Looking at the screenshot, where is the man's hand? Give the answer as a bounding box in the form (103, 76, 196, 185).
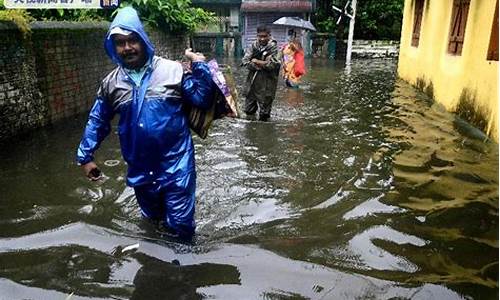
(81, 161, 102, 181)
(251, 58, 267, 68)
(185, 48, 206, 62)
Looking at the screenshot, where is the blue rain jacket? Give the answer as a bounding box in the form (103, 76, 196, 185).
(77, 7, 214, 187)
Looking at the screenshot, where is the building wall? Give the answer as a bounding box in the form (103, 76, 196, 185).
(0, 21, 188, 142)
(242, 13, 304, 49)
(398, 0, 499, 141)
(192, 32, 242, 57)
(310, 36, 399, 59)
(30, 22, 115, 125)
(0, 23, 46, 141)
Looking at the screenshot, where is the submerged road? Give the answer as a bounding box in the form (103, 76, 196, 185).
(0, 58, 497, 299)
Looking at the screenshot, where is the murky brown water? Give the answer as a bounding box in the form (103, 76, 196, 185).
(0, 58, 497, 299)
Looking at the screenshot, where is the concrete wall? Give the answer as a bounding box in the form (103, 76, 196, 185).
(310, 34, 399, 59)
(311, 33, 336, 58)
(0, 22, 46, 140)
(191, 31, 399, 60)
(350, 40, 399, 59)
(30, 22, 114, 125)
(398, 0, 498, 141)
(192, 32, 242, 58)
(0, 21, 188, 142)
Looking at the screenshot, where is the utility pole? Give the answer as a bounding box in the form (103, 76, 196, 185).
(332, 0, 358, 64)
(346, 0, 357, 64)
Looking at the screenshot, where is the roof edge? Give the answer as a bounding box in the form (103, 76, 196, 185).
(241, 1, 312, 13)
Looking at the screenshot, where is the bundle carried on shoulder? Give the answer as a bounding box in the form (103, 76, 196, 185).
(184, 59, 240, 139)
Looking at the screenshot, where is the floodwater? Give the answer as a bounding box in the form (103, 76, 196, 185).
(0, 58, 497, 300)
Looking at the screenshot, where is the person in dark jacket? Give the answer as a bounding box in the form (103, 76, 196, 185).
(76, 7, 214, 240)
(241, 25, 281, 121)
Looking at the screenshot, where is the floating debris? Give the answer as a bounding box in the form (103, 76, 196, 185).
(104, 160, 121, 167)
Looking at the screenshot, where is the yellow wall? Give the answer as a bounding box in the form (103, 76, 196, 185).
(398, 0, 499, 141)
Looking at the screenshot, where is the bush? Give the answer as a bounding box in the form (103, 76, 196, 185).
(0, 0, 215, 33)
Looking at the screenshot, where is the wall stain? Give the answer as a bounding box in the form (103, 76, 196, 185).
(413, 77, 490, 137)
(416, 76, 434, 99)
(424, 81, 434, 100)
(455, 88, 489, 133)
(416, 76, 426, 91)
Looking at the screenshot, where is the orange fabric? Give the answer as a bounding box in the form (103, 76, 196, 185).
(282, 43, 306, 85)
(282, 44, 298, 84)
(293, 50, 305, 77)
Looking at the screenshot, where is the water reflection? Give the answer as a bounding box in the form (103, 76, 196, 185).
(0, 223, 467, 299)
(130, 253, 241, 300)
(282, 87, 305, 109)
(0, 223, 241, 299)
(347, 225, 427, 272)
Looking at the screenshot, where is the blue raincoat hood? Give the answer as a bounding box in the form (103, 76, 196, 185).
(104, 7, 155, 66)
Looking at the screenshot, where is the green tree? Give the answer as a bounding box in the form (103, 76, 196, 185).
(312, 0, 336, 33)
(26, 8, 112, 22)
(122, 0, 215, 33)
(1, 0, 214, 33)
(313, 0, 404, 40)
(355, 0, 404, 40)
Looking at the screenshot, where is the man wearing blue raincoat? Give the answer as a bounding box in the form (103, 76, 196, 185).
(76, 7, 214, 239)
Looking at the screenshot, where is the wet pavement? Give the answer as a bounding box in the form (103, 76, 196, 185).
(0, 58, 497, 299)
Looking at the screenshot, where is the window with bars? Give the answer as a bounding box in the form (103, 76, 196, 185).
(487, 0, 499, 61)
(411, 0, 425, 47)
(448, 0, 470, 55)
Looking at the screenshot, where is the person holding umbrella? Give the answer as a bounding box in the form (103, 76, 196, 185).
(272, 17, 315, 88)
(282, 37, 306, 88)
(241, 25, 281, 121)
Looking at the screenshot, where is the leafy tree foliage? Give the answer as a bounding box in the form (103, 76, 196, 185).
(355, 0, 404, 40)
(312, 0, 337, 33)
(123, 0, 214, 33)
(0, 0, 214, 33)
(0, 8, 33, 37)
(26, 8, 112, 22)
(313, 0, 404, 40)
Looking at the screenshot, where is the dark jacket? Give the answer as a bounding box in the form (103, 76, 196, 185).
(241, 39, 281, 99)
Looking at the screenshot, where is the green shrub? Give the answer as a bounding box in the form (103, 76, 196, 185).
(0, 7, 34, 37)
(121, 0, 215, 33)
(0, 0, 215, 33)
